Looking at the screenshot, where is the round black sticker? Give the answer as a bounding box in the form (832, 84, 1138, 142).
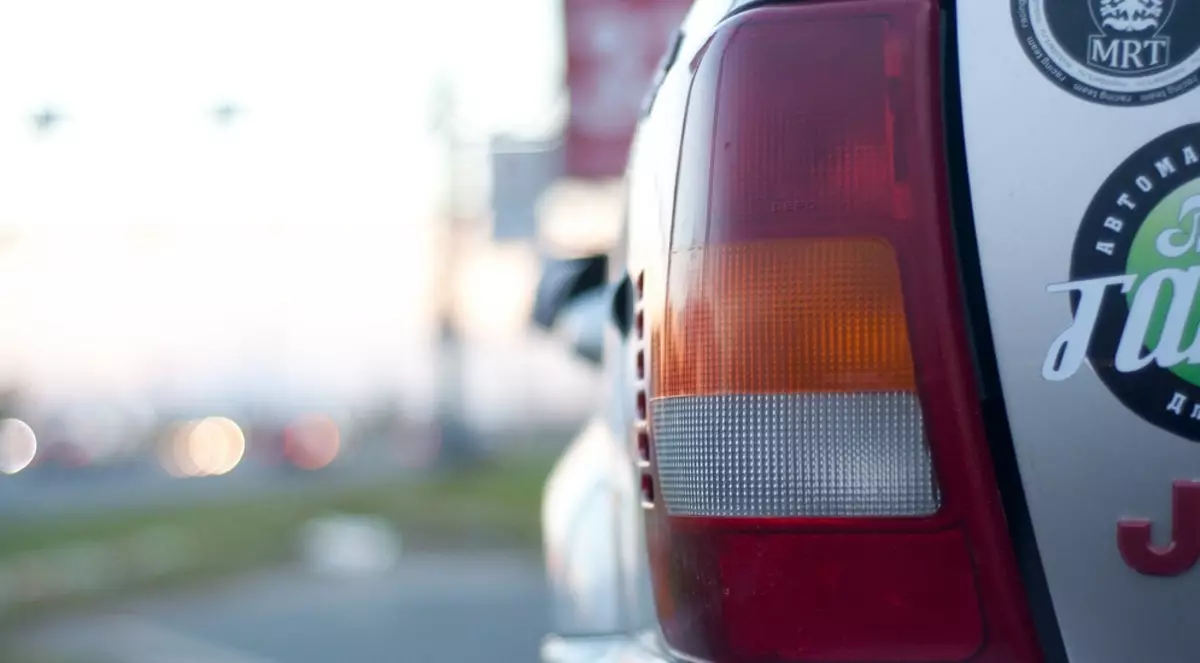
(1012, 0, 1200, 106)
(1043, 124, 1200, 440)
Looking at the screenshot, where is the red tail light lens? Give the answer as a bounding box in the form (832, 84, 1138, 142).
(639, 1, 1042, 662)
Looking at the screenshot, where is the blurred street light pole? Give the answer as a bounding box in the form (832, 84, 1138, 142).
(429, 76, 477, 467)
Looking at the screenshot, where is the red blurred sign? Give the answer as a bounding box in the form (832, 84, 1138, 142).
(563, 0, 691, 179)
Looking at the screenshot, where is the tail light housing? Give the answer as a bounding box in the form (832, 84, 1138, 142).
(635, 1, 1043, 661)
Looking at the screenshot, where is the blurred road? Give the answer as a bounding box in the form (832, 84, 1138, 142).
(21, 552, 549, 663)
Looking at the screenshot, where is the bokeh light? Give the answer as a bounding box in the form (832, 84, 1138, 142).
(158, 417, 245, 477)
(188, 417, 246, 476)
(0, 418, 38, 475)
(284, 414, 341, 470)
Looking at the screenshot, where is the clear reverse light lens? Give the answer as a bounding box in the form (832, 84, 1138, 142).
(652, 392, 939, 517)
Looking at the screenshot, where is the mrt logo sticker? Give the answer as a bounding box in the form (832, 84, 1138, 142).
(1011, 0, 1200, 106)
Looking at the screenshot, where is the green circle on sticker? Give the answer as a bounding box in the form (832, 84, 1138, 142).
(1126, 177, 1200, 387)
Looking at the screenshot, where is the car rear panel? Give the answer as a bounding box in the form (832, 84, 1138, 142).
(956, 2, 1200, 662)
(629, 1, 1047, 661)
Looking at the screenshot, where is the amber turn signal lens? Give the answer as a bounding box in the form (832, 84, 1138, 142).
(657, 237, 914, 397)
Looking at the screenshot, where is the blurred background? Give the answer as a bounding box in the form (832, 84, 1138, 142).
(0, 0, 691, 660)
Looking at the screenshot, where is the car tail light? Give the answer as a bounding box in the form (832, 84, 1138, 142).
(637, 1, 1043, 662)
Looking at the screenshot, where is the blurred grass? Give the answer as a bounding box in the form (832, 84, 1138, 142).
(0, 653, 100, 663)
(0, 452, 556, 628)
(0, 453, 554, 554)
(0, 649, 108, 663)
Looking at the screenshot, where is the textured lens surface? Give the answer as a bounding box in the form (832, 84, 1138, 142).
(652, 392, 939, 517)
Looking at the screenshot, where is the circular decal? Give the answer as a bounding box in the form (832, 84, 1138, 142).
(1043, 123, 1200, 440)
(1012, 0, 1200, 106)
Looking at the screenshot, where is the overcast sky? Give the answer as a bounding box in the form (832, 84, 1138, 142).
(0, 0, 568, 403)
